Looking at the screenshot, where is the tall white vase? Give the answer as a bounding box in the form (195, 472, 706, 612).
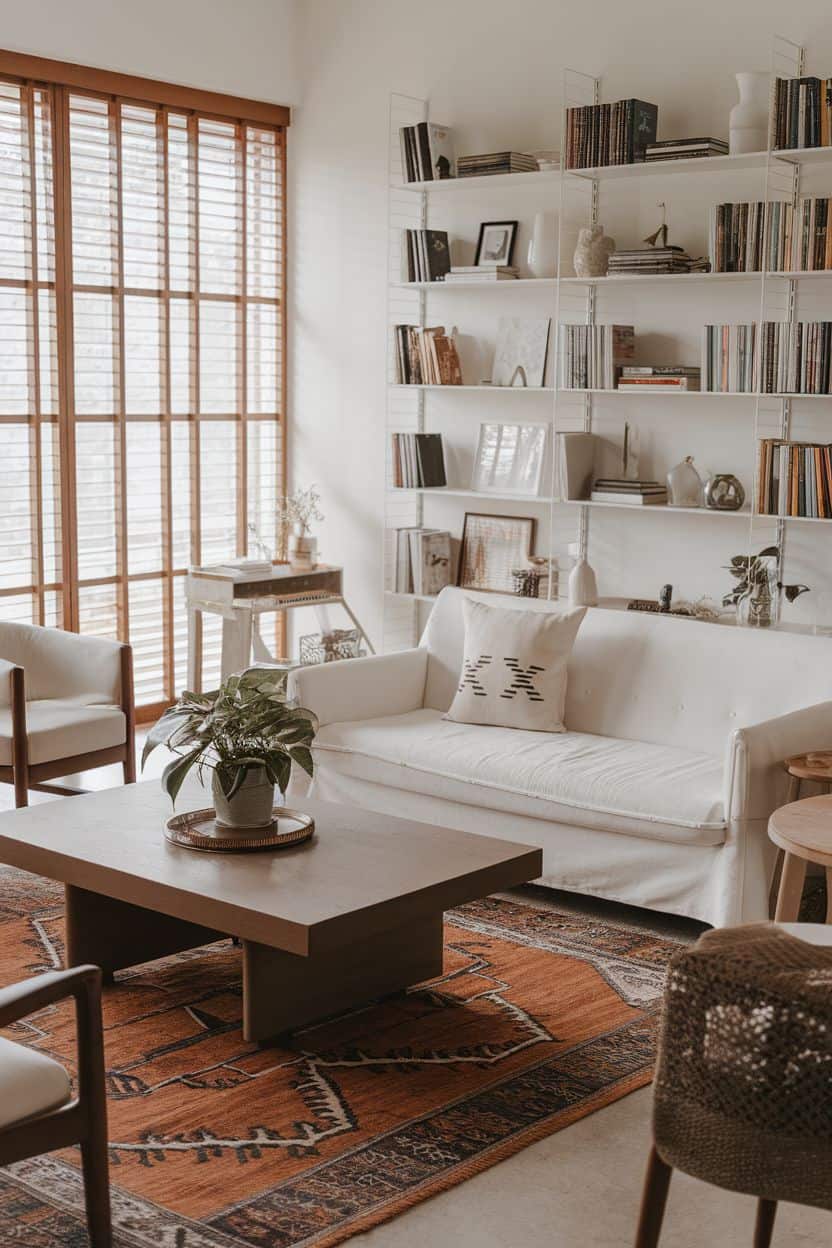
(729, 72, 770, 155)
(526, 212, 556, 278)
(568, 557, 598, 607)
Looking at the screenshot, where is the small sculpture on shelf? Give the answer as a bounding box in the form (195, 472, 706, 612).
(667, 456, 703, 507)
(643, 202, 669, 249)
(704, 473, 745, 511)
(573, 224, 616, 278)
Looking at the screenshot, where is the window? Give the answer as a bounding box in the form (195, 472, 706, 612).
(0, 55, 288, 714)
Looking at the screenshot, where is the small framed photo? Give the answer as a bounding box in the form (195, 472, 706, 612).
(475, 220, 518, 268)
(458, 512, 536, 594)
(471, 422, 547, 496)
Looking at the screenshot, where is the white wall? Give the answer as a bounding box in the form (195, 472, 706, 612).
(291, 0, 832, 648)
(3, 0, 301, 105)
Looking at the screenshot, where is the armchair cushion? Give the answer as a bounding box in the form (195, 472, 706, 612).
(0, 1036, 71, 1129)
(0, 622, 123, 703)
(0, 699, 126, 766)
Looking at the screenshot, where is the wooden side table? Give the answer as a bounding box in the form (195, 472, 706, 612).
(768, 794, 832, 923)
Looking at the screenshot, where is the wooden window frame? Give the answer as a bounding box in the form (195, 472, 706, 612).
(0, 51, 290, 717)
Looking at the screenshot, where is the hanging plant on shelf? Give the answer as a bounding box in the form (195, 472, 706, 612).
(723, 546, 810, 629)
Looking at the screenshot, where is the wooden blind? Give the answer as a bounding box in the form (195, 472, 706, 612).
(0, 66, 286, 715)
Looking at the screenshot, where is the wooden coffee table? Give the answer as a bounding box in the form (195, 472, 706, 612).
(0, 779, 542, 1043)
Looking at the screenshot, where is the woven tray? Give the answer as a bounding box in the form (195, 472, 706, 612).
(165, 806, 314, 853)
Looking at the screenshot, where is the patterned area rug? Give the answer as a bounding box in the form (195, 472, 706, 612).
(0, 868, 681, 1247)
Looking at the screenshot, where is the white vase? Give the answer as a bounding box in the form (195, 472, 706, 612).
(568, 557, 598, 607)
(667, 456, 703, 507)
(729, 72, 770, 155)
(527, 212, 556, 278)
(288, 526, 318, 570)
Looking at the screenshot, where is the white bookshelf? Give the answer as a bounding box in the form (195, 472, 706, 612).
(383, 38, 832, 652)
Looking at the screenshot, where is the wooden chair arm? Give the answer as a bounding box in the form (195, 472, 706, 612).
(0, 964, 101, 1028)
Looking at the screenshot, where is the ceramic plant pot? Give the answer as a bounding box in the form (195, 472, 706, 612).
(288, 527, 318, 570)
(212, 766, 275, 829)
(729, 72, 770, 155)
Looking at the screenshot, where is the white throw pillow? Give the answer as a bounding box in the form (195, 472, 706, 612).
(445, 597, 586, 732)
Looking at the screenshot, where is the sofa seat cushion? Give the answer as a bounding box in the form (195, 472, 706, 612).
(0, 698, 126, 766)
(0, 1036, 72, 1128)
(313, 709, 727, 847)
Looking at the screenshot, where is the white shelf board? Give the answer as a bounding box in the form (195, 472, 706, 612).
(393, 278, 556, 290)
(561, 388, 832, 400)
(567, 147, 832, 181)
(397, 169, 560, 193)
(562, 270, 832, 287)
(563, 499, 750, 518)
(771, 145, 832, 166)
(394, 384, 554, 393)
(388, 486, 550, 503)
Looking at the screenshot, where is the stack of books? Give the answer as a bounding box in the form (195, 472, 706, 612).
(590, 478, 668, 505)
(559, 324, 635, 390)
(394, 325, 463, 385)
(564, 100, 657, 169)
(703, 322, 832, 394)
(391, 433, 446, 488)
(618, 366, 701, 392)
(392, 528, 453, 595)
(711, 198, 832, 273)
(607, 246, 709, 276)
(773, 77, 832, 149)
(645, 136, 728, 161)
(444, 265, 518, 283)
(399, 122, 455, 182)
(758, 439, 832, 517)
(456, 151, 538, 177)
(401, 229, 450, 282)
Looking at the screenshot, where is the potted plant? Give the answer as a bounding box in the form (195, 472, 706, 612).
(723, 546, 809, 628)
(277, 485, 324, 570)
(142, 669, 317, 829)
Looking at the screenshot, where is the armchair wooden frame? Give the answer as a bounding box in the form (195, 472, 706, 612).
(0, 644, 136, 808)
(0, 965, 111, 1247)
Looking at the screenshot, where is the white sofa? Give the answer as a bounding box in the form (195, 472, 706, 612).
(288, 588, 832, 927)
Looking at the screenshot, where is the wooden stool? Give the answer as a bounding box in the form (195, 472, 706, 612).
(769, 794, 832, 923)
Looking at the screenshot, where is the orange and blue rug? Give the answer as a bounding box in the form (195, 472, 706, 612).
(0, 867, 681, 1246)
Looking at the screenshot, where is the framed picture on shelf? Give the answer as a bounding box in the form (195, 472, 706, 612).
(475, 220, 518, 267)
(458, 512, 536, 594)
(471, 422, 547, 496)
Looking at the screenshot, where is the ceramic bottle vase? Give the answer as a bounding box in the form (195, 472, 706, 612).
(527, 212, 556, 278)
(729, 72, 770, 155)
(568, 556, 598, 607)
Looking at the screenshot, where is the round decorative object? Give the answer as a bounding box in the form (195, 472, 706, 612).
(165, 806, 315, 853)
(704, 473, 745, 511)
(573, 225, 616, 277)
(666, 456, 703, 507)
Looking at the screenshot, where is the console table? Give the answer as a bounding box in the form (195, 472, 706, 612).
(185, 563, 374, 691)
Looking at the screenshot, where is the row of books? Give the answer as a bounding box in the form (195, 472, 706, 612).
(617, 366, 701, 392)
(607, 245, 709, 276)
(703, 322, 832, 394)
(394, 325, 463, 386)
(401, 229, 450, 283)
(559, 324, 635, 389)
(399, 122, 455, 183)
(390, 433, 446, 489)
(457, 151, 537, 177)
(757, 439, 832, 517)
(564, 99, 657, 170)
(392, 528, 453, 596)
(709, 199, 832, 273)
(444, 265, 518, 283)
(645, 136, 727, 162)
(772, 77, 832, 150)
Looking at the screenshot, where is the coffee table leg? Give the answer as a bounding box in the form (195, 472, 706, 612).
(65, 884, 224, 979)
(242, 913, 445, 1044)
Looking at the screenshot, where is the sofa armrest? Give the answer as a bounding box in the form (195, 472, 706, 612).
(0, 660, 15, 710)
(727, 700, 832, 822)
(288, 649, 428, 727)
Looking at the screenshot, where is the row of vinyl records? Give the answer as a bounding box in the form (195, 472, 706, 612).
(394, 325, 463, 385)
(757, 439, 832, 518)
(703, 322, 832, 394)
(710, 199, 832, 273)
(391, 528, 453, 595)
(564, 99, 657, 169)
(772, 76, 832, 150)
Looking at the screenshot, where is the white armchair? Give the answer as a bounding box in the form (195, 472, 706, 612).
(0, 622, 135, 807)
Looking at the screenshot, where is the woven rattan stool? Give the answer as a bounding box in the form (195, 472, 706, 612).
(769, 794, 832, 923)
(634, 922, 832, 1247)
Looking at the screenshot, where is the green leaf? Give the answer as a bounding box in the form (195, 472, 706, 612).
(289, 745, 314, 778)
(161, 747, 203, 807)
(140, 708, 194, 769)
